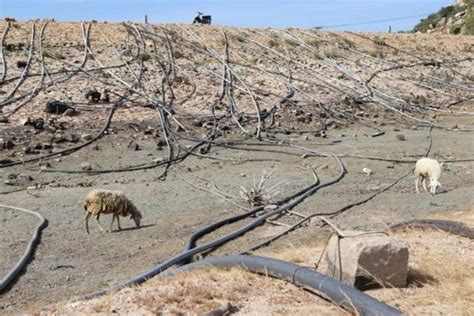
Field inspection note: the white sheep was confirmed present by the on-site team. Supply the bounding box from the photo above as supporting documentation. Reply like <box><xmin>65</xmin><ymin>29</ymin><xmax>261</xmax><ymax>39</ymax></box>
<box><xmin>84</xmin><ymin>190</ymin><xmax>142</xmax><ymax>234</ymax></box>
<box><xmin>414</xmin><ymin>158</ymin><xmax>443</xmax><ymax>195</ymax></box>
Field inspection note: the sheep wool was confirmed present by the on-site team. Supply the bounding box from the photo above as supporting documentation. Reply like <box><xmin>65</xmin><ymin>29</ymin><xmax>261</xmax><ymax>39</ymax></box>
<box><xmin>84</xmin><ymin>190</ymin><xmax>142</xmax><ymax>234</ymax></box>
<box><xmin>414</xmin><ymin>158</ymin><xmax>442</xmax><ymax>195</ymax></box>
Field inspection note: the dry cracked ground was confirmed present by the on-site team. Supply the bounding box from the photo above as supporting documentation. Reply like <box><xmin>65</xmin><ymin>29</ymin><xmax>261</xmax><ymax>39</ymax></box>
<box><xmin>0</xmin><ymin>20</ymin><xmax>473</xmax><ymax>315</ymax></box>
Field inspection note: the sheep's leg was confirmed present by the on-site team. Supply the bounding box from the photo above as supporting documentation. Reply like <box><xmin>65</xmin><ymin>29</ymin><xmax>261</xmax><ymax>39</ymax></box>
<box><xmin>422</xmin><ymin>178</ymin><xmax>428</xmax><ymax>193</ymax></box>
<box><xmin>85</xmin><ymin>213</ymin><xmax>92</xmax><ymax>234</ymax></box>
<box><xmin>110</xmin><ymin>214</ymin><xmax>116</xmax><ymax>232</ymax></box>
<box><xmin>415</xmin><ymin>177</ymin><xmax>420</xmax><ymax>194</ymax></box>
<box><xmin>116</xmin><ymin>215</ymin><xmax>122</xmax><ymax>231</ymax></box>
<box><xmin>95</xmin><ymin>214</ymin><xmax>106</xmax><ymax>233</ymax></box>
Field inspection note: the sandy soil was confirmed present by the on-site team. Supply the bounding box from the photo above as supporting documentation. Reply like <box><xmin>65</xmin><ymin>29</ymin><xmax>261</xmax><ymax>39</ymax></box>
<box><xmin>0</xmin><ymin>21</ymin><xmax>473</xmax><ymax>315</ymax></box>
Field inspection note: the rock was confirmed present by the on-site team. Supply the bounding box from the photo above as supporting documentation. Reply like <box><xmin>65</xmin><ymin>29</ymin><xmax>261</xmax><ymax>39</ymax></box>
<box><xmin>44</xmin><ymin>100</ymin><xmax>69</xmax><ymax>114</ymax></box>
<box><xmin>314</xmin><ymin>130</ymin><xmax>326</xmax><ymax>138</ymax></box>
<box><xmin>81</xmin><ymin>134</ymin><xmax>93</xmax><ymax>141</ymax></box>
<box><xmin>63</xmin><ymin>108</ymin><xmax>76</xmax><ymax>117</ymax></box>
<box><xmin>20</xmin><ymin>117</ymin><xmax>44</xmax><ymax>129</ymax></box>
<box><xmin>320</xmin><ymin>231</ymin><xmax>409</xmax><ymax>288</ymax></box>
<box><xmin>128</xmin><ymin>123</ymin><xmax>141</xmax><ymax>132</ymax></box>
<box><xmin>30</xmin><ymin>118</ymin><xmax>45</xmax><ymax>130</ymax></box>
<box><xmin>40</xmin><ymin>162</ymin><xmax>52</xmax><ymax>171</ymax></box>
<box><xmin>65</xmin><ymin>133</ymin><xmax>80</xmax><ymax>143</ymax></box>
<box><xmin>143</xmin><ymin>126</ymin><xmax>155</xmax><ymax>135</ymax></box>
<box><xmin>91</xmin><ymin>144</ymin><xmax>100</xmax><ymax>151</ymax></box>
<box><xmin>192</xmin><ymin>119</ymin><xmax>203</xmax><ymax>127</ymax></box>
<box><xmin>52</xmin><ymin>133</ymin><xmax>66</xmax><ymax>143</ymax></box>
<box><xmin>7</xmin><ymin>173</ymin><xmax>18</xmax><ymax>180</ymax></box>
<box><xmin>264</xmin><ymin>204</ymin><xmax>278</xmax><ymax>212</ymax></box>
<box><xmin>296</xmin><ymin>116</ymin><xmax>306</xmax><ymax>123</ymax></box>
<box><xmin>1</xmin><ymin>139</ymin><xmax>15</xmax><ymax>150</ymax></box>
<box><xmin>156</xmin><ymin>139</ymin><xmax>166</xmax><ymax>150</ymax></box>
<box><xmin>127</xmin><ymin>140</ymin><xmax>140</xmax><ymax>151</ymax></box>
<box><xmin>16</xmin><ymin>174</ymin><xmax>35</xmax><ymax>186</ymax></box>
<box><xmin>395</xmin><ymin>134</ymin><xmax>406</xmax><ymax>141</ymax></box>
<box><xmin>20</xmin><ymin>117</ymin><xmax>31</xmax><ymax>126</ymax></box>
<box><xmin>362</xmin><ymin>167</ymin><xmax>373</xmax><ymax>176</ymax></box>
<box><xmin>16</xmin><ymin>60</ymin><xmax>27</xmax><ymax>68</ymax></box>
<box><xmin>24</xmin><ymin>145</ymin><xmax>40</xmax><ymax>155</ymax></box>
<box><xmin>81</xmin><ymin>162</ymin><xmax>92</xmax><ymax>171</ymax></box>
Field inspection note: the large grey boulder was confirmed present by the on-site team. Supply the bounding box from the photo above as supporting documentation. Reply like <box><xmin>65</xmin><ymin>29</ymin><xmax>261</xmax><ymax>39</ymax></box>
<box><xmin>320</xmin><ymin>231</ymin><xmax>409</xmax><ymax>289</ymax></box>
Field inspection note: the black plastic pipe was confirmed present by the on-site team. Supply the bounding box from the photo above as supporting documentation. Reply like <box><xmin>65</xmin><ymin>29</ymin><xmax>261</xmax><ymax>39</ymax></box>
<box><xmin>0</xmin><ymin>205</ymin><xmax>48</xmax><ymax>292</ymax></box>
<box><xmin>389</xmin><ymin>219</ymin><xmax>474</xmax><ymax>239</ymax></box>
<box><xmin>162</xmin><ymin>255</ymin><xmax>402</xmax><ymax>316</ymax></box>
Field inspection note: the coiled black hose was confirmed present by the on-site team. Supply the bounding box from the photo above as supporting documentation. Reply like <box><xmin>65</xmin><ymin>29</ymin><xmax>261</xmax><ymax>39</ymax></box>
<box><xmin>163</xmin><ymin>255</ymin><xmax>402</xmax><ymax>316</ymax></box>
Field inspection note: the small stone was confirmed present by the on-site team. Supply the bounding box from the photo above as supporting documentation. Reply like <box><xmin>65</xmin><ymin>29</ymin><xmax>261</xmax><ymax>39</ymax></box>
<box><xmin>192</xmin><ymin>119</ymin><xmax>203</xmax><ymax>127</ymax></box>
<box><xmin>81</xmin><ymin>162</ymin><xmax>92</xmax><ymax>171</ymax></box>
<box><xmin>264</xmin><ymin>204</ymin><xmax>278</xmax><ymax>212</ymax></box>
<box><xmin>40</xmin><ymin>162</ymin><xmax>52</xmax><ymax>169</ymax></box>
<box><xmin>127</xmin><ymin>140</ymin><xmax>140</xmax><ymax>151</ymax></box>
<box><xmin>7</xmin><ymin>173</ymin><xmax>18</xmax><ymax>180</ymax></box>
<box><xmin>20</xmin><ymin>117</ymin><xmax>31</xmax><ymax>126</ymax></box>
<box><xmin>16</xmin><ymin>174</ymin><xmax>34</xmax><ymax>186</ymax></box>
<box><xmin>362</xmin><ymin>167</ymin><xmax>372</xmax><ymax>176</ymax></box>
<box><xmin>63</xmin><ymin>108</ymin><xmax>76</xmax><ymax>117</ymax></box>
<box><xmin>314</xmin><ymin>131</ymin><xmax>326</xmax><ymax>138</ymax></box>
<box><xmin>143</xmin><ymin>126</ymin><xmax>154</xmax><ymax>135</ymax></box>
<box><xmin>24</xmin><ymin>145</ymin><xmax>40</xmax><ymax>155</ymax></box>
<box><xmin>395</xmin><ymin>134</ymin><xmax>406</xmax><ymax>141</ymax></box>
<box><xmin>153</xmin><ymin>157</ymin><xmax>164</xmax><ymax>164</ymax></box>
<box><xmin>53</xmin><ymin>134</ymin><xmax>66</xmax><ymax>144</ymax></box>
<box><xmin>65</xmin><ymin>133</ymin><xmax>80</xmax><ymax>143</ymax></box>
<box><xmin>1</xmin><ymin>139</ymin><xmax>15</xmax><ymax>150</ymax></box>
<box><xmin>81</xmin><ymin>134</ymin><xmax>93</xmax><ymax>141</ymax></box>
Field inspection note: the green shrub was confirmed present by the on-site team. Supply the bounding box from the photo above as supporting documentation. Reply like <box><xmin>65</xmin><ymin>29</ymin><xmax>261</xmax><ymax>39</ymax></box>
<box><xmin>413</xmin><ymin>5</ymin><xmax>465</xmax><ymax>33</ymax></box>
<box><xmin>464</xmin><ymin>12</ymin><xmax>474</xmax><ymax>34</ymax></box>
<box><xmin>450</xmin><ymin>24</ymin><xmax>462</xmax><ymax>34</ymax></box>
<box><xmin>137</xmin><ymin>52</ymin><xmax>151</xmax><ymax>62</ymax></box>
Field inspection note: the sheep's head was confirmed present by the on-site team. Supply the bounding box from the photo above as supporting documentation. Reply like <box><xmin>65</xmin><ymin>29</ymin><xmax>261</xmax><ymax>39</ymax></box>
<box><xmin>429</xmin><ymin>180</ymin><xmax>441</xmax><ymax>195</ymax></box>
<box><xmin>131</xmin><ymin>211</ymin><xmax>142</xmax><ymax>227</ymax></box>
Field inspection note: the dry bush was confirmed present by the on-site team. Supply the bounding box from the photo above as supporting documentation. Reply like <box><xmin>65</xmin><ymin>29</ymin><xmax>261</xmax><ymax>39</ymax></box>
<box><xmin>239</xmin><ymin>169</ymin><xmax>282</xmax><ymax>206</ymax></box>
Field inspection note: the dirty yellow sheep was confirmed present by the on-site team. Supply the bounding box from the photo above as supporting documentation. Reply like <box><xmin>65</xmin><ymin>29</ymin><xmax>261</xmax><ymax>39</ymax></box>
<box><xmin>84</xmin><ymin>190</ymin><xmax>142</xmax><ymax>234</ymax></box>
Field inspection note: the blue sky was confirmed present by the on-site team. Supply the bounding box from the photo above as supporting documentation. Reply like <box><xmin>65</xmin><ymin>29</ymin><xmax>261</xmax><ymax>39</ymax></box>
<box><xmin>0</xmin><ymin>0</ymin><xmax>455</xmax><ymax>31</ymax></box>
